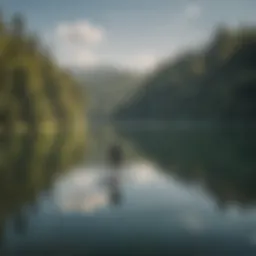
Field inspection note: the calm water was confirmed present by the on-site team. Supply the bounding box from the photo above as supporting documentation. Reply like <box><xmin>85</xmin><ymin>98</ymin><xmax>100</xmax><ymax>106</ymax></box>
<box><xmin>1</xmin><ymin>125</ymin><xmax>256</xmax><ymax>255</ymax></box>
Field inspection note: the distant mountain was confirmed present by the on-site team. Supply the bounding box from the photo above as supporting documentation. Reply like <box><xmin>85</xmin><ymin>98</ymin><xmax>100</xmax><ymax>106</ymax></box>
<box><xmin>114</xmin><ymin>27</ymin><xmax>256</xmax><ymax>122</ymax></box>
<box><xmin>73</xmin><ymin>66</ymin><xmax>145</xmax><ymax>120</ymax></box>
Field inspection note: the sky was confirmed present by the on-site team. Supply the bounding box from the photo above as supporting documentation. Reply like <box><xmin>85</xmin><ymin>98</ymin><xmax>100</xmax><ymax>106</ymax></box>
<box><xmin>1</xmin><ymin>0</ymin><xmax>256</xmax><ymax>71</ymax></box>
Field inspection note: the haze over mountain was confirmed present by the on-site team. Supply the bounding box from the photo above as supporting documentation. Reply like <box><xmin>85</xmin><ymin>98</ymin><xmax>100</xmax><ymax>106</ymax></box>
<box><xmin>73</xmin><ymin>65</ymin><xmax>145</xmax><ymax>121</ymax></box>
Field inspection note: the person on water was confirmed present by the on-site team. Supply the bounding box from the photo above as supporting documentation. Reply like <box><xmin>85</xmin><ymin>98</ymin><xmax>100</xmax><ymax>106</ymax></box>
<box><xmin>108</xmin><ymin>144</ymin><xmax>124</xmax><ymax>168</ymax></box>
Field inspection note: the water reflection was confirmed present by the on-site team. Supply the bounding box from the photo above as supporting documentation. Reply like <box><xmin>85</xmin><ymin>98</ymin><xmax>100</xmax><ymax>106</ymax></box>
<box><xmin>108</xmin><ymin>144</ymin><xmax>123</xmax><ymax>206</ymax></box>
<box><xmin>13</xmin><ymin>210</ymin><xmax>28</xmax><ymax>236</ymax></box>
<box><xmin>2</xmin><ymin>124</ymin><xmax>256</xmax><ymax>255</ymax></box>
<box><xmin>117</xmin><ymin>126</ymin><xmax>256</xmax><ymax>207</ymax></box>
<box><xmin>54</xmin><ymin>166</ymin><xmax>123</xmax><ymax>213</ymax></box>
<box><xmin>108</xmin><ymin>173</ymin><xmax>122</xmax><ymax>206</ymax></box>
<box><xmin>0</xmin><ymin>130</ymin><xmax>86</xmax><ymax>246</ymax></box>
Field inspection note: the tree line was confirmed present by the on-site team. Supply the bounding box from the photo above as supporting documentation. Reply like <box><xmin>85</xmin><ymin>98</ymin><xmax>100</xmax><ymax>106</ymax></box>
<box><xmin>114</xmin><ymin>26</ymin><xmax>256</xmax><ymax>122</ymax></box>
<box><xmin>0</xmin><ymin>11</ymin><xmax>86</xmax><ymax>135</ymax></box>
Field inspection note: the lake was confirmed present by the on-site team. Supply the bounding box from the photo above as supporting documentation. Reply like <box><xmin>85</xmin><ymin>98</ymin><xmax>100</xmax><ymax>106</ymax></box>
<box><xmin>1</xmin><ymin>124</ymin><xmax>256</xmax><ymax>255</ymax></box>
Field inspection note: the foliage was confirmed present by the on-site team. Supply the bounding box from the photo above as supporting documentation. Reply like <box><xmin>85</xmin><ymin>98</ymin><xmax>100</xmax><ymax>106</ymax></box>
<box><xmin>0</xmin><ymin>12</ymin><xmax>86</xmax><ymax>134</ymax></box>
<box><xmin>0</xmin><ymin>129</ymin><xmax>86</xmax><ymax>241</ymax></box>
<box><xmin>114</xmin><ymin>27</ymin><xmax>256</xmax><ymax>121</ymax></box>
<box><xmin>0</xmin><ymin>12</ymin><xmax>88</xmax><ymax>240</ymax></box>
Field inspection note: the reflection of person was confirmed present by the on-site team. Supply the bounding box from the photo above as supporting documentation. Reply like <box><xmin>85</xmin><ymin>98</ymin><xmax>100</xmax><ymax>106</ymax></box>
<box><xmin>109</xmin><ymin>174</ymin><xmax>122</xmax><ymax>206</ymax></box>
<box><xmin>107</xmin><ymin>144</ymin><xmax>123</xmax><ymax>205</ymax></box>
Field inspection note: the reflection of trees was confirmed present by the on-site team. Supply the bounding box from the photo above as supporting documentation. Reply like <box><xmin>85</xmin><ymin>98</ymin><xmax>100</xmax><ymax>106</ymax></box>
<box><xmin>119</xmin><ymin>127</ymin><xmax>256</xmax><ymax>206</ymax></box>
<box><xmin>0</xmin><ymin>129</ymin><xmax>86</xmax><ymax>244</ymax></box>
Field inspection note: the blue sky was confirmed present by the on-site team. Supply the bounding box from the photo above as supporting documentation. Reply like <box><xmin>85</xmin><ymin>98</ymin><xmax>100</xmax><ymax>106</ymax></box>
<box><xmin>1</xmin><ymin>0</ymin><xmax>256</xmax><ymax>70</ymax></box>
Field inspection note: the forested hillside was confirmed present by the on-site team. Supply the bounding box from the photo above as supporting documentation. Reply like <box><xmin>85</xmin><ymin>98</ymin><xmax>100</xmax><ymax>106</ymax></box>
<box><xmin>114</xmin><ymin>27</ymin><xmax>256</xmax><ymax>122</ymax></box>
<box><xmin>0</xmin><ymin>12</ymin><xmax>86</xmax><ymax>135</ymax></box>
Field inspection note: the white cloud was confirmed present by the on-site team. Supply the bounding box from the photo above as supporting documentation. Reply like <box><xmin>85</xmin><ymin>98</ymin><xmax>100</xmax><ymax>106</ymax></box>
<box><xmin>47</xmin><ymin>19</ymin><xmax>106</xmax><ymax>68</ymax></box>
<box><xmin>46</xmin><ymin>21</ymin><xmax>160</xmax><ymax>70</ymax></box>
<box><xmin>56</xmin><ymin>20</ymin><xmax>104</xmax><ymax>46</ymax></box>
<box><xmin>184</xmin><ymin>3</ymin><xmax>202</xmax><ymax>21</ymax></box>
